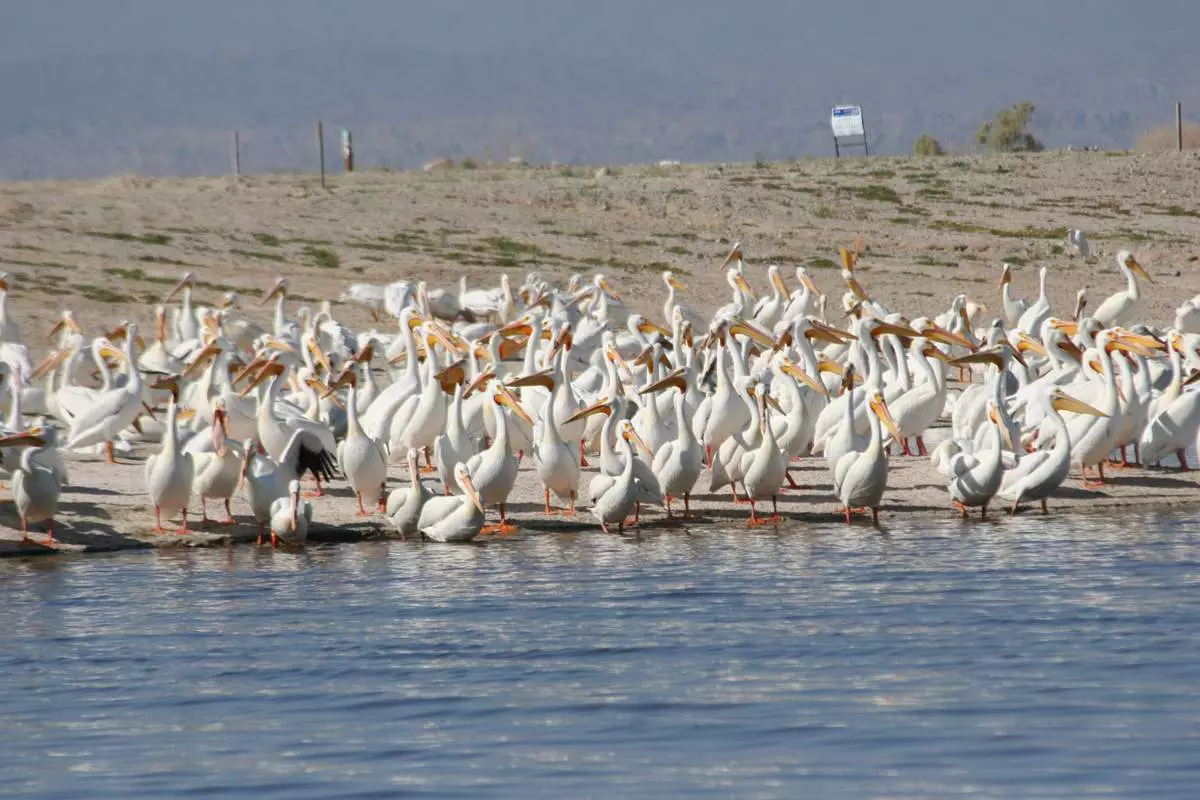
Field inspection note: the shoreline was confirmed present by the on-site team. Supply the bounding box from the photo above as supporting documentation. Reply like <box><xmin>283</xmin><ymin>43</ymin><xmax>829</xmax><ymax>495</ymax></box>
<box><xmin>2</xmin><ymin>451</ymin><xmax>1196</xmax><ymax>557</ymax></box>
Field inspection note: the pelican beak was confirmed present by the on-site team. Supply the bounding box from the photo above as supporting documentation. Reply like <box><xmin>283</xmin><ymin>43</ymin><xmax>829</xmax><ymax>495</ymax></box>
<box><xmin>728</xmin><ymin>319</ymin><xmax>775</xmax><ymax>348</ymax></box>
<box><xmin>463</xmin><ymin>370</ymin><xmax>495</xmax><ymax>399</ymax></box>
<box><xmin>871</xmin><ymin>394</ymin><xmax>902</xmax><ymax>441</ymax></box>
<box><xmin>238</xmin><ymin>361</ymin><xmax>281</xmax><ymax>397</ymax></box>
<box><xmin>176</xmin><ymin>407</ymin><xmax>198</xmax><ymax>421</ymax></box>
<box><xmin>998</xmin><ymin>265</ymin><xmax>1012</xmax><ymax>289</ymax></box>
<box><xmin>807</xmin><ymin>319</ymin><xmax>854</xmax><ymax>344</ymax></box>
<box><xmin>988</xmin><ymin>404</ymin><xmax>1014</xmax><ymax>451</ymax></box>
<box><xmin>164</xmin><ymin>273</ymin><xmax>194</xmax><ymax>302</ymax></box>
<box><xmin>149</xmin><ymin>375</ymin><xmax>178</xmax><ymax>394</ymax></box>
<box><xmin>923</xmin><ymin>323</ymin><xmax>975</xmax><ymax>350</ymax></box>
<box><xmin>30</xmin><ymin>348</ymin><xmax>71</xmax><ymax>380</ymax></box>
<box><xmin>1125</xmin><ymin>255</ymin><xmax>1153</xmax><ymax>284</ymax></box>
<box><xmin>1049</xmin><ymin>319</ymin><xmax>1079</xmax><ymax>336</ymax></box>
<box><xmin>599</xmin><ymin>278</ymin><xmax>622</xmax><ymax>302</ymax></box>
<box><xmin>870</xmin><ymin>322</ymin><xmax>919</xmax><ymax>340</ymax></box>
<box><xmin>839</xmin><ymin>245</ymin><xmax>858</xmax><ymax>272</ymax></box>
<box><xmin>0</xmin><ymin>430</ymin><xmax>46</xmax><ymax>448</ymax></box>
<box><xmin>47</xmin><ymin>315</ymin><xmax>80</xmax><ymax>341</ymax></box>
<box><xmin>779</xmin><ymin>358</ymin><xmax>829</xmax><ymax>397</ymax></box>
<box><xmin>1057</xmin><ymin>338</ymin><xmax>1084</xmax><ymax>363</ymax></box>
<box><xmin>494</xmin><ymin>384</ymin><xmax>534</xmax><ymax>425</ymax></box>
<box><xmin>1051</xmin><ymin>391</ymin><xmax>1107</xmax><ymax>417</ymax></box>
<box><xmin>434</xmin><ymin>360</ymin><xmax>467</xmax><ymax>394</ymax></box>
<box><xmin>506</xmin><ymin>369</ymin><xmax>555</xmax><ymax>391</ymax></box>
<box><xmin>264</xmin><ymin>336</ymin><xmax>295</xmax><ymax>354</ymax></box>
<box><xmin>720</xmin><ymin>243</ymin><xmax>743</xmax><ymax>269</ymax></box>
<box><xmin>320</xmin><ymin>368</ymin><xmax>355</xmax><ymax>398</ymax></box>
<box><xmin>950</xmin><ymin>351</ymin><xmax>1004</xmax><ymax>370</ymax></box>
<box><xmin>1114</xmin><ymin>330</ymin><xmax>1167</xmax><ymax>356</ymax></box>
<box><xmin>624</xmin><ymin>425</ymin><xmax>654</xmax><ymax>458</ymax></box>
<box><xmin>307</xmin><ymin>339</ymin><xmax>332</xmax><ymax>375</ymax></box>
<box><xmin>460</xmin><ymin>471</ymin><xmax>485</xmax><ymax>514</ymax></box>
<box><xmin>733</xmin><ymin>273</ymin><xmax>757</xmax><ymax>301</ymax></box>
<box><xmin>98</xmin><ymin>343</ymin><xmax>127</xmax><ymax>363</ymax></box>
<box><xmin>231</xmin><ymin>356</ymin><xmax>265</xmax><ymax>386</ymax></box>
<box><xmin>498</xmin><ymin>318</ymin><xmax>533</xmax><ymax>338</ymax></box>
<box><xmin>564</xmin><ymin>397</ymin><xmax>613</xmax><ymax>423</ymax></box>
<box><xmin>640</xmin><ymin>370</ymin><xmax>688</xmax><ymax>395</ymax></box>
<box><xmin>818</xmin><ymin>356</ymin><xmax>845</xmax><ymax>376</ymax></box>
<box><xmin>260</xmin><ymin>278</ymin><xmax>287</xmax><ymax>305</ymax></box>
<box><xmin>771</xmin><ymin>270</ymin><xmax>789</xmax><ymax>295</ymax></box>
<box><xmin>182</xmin><ymin>343</ymin><xmax>221</xmax><ymax>380</ymax></box>
<box><xmin>668</xmin><ymin>274</ymin><xmax>687</xmax><ymax>291</ymax></box>
<box><xmin>636</xmin><ymin>319</ymin><xmax>671</xmax><ymax>337</ymax></box>
<box><xmin>922</xmin><ymin>345</ymin><xmax>953</xmax><ymax>363</ymax></box>
<box><xmin>800</xmin><ymin>272</ymin><xmax>820</xmax><ymax>295</ymax></box>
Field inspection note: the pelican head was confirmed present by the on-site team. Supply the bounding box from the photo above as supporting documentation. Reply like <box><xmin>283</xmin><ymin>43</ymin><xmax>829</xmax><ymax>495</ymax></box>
<box><xmin>869</xmin><ymin>392</ymin><xmax>902</xmax><ymax>440</ymax></box>
<box><xmin>261</xmin><ymin>277</ymin><xmax>289</xmax><ymax>305</ymax></box>
<box><xmin>1117</xmin><ymin>250</ymin><xmax>1153</xmax><ymax>284</ymax></box>
<box><xmin>998</xmin><ymin>262</ymin><xmax>1013</xmax><ymax>288</ymax></box>
<box><xmin>164</xmin><ymin>271</ymin><xmax>197</xmax><ymax>302</ymax></box>
<box><xmin>455</xmin><ymin>463</ymin><xmax>485</xmax><ymax>513</ymax></box>
<box><xmin>663</xmin><ymin>270</ymin><xmax>686</xmax><ymax>292</ymax></box>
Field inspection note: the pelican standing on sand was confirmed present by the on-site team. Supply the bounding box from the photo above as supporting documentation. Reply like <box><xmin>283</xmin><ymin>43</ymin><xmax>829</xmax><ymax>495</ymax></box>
<box><xmin>145</xmin><ymin>398</ymin><xmax>195</xmax><ymax>533</ymax></box>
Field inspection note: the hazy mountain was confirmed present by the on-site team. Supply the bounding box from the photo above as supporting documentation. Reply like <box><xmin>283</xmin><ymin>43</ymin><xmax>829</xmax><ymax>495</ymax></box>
<box><xmin>3</xmin><ymin>1</ymin><xmax>1198</xmax><ymax>179</ymax></box>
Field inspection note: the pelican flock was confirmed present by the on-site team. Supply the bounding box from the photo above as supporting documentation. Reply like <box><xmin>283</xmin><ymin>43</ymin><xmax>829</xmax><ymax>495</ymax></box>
<box><xmin>0</xmin><ymin>235</ymin><xmax>1195</xmax><ymax>550</ymax></box>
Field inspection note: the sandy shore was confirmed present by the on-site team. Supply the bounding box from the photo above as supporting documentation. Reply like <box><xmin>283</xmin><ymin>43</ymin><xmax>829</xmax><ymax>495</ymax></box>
<box><xmin>1</xmin><ymin>437</ymin><xmax>1196</xmax><ymax>557</ymax></box>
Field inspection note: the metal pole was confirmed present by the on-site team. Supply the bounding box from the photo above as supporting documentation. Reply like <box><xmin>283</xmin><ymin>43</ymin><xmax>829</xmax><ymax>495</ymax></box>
<box><xmin>1177</xmin><ymin>102</ymin><xmax>1184</xmax><ymax>152</ymax></box>
<box><xmin>834</xmin><ymin>137</ymin><xmax>840</xmax><ymax>158</ymax></box>
<box><xmin>317</xmin><ymin>121</ymin><xmax>326</xmax><ymax>189</ymax></box>
<box><xmin>231</xmin><ymin>130</ymin><xmax>241</xmax><ymax>177</ymax></box>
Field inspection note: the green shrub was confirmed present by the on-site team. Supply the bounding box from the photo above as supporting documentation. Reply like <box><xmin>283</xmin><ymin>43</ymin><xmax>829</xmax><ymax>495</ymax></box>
<box><xmin>913</xmin><ymin>133</ymin><xmax>945</xmax><ymax>156</ymax></box>
<box><xmin>975</xmin><ymin>102</ymin><xmax>1043</xmax><ymax>152</ymax></box>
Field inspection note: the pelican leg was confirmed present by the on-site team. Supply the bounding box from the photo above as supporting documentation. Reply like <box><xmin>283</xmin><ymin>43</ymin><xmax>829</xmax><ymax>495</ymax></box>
<box><xmin>44</xmin><ymin>521</ymin><xmax>55</xmax><ymax>548</ymax></box>
<box><xmin>152</xmin><ymin>506</ymin><xmax>166</xmax><ymax>534</ymax></box>
<box><xmin>1134</xmin><ymin>443</ymin><xmax>1141</xmax><ymax>465</ymax></box>
<box><xmin>747</xmin><ymin>498</ymin><xmax>763</xmax><ymax>526</ymax></box>
<box><xmin>843</xmin><ymin>505</ymin><xmax>852</xmax><ymax>525</ymax></box>
<box><xmin>579</xmin><ymin>440</ymin><xmax>589</xmax><ymax>468</ymax></box>
<box><xmin>544</xmin><ymin>488</ymin><xmax>552</xmax><ymax>515</ymax></box>
<box><xmin>900</xmin><ymin>438</ymin><xmax>912</xmax><ymax>457</ymax></box>
<box><xmin>704</xmin><ymin>445</ymin><xmax>712</xmax><ymax>469</ymax></box>
<box><xmin>1178</xmin><ymin>449</ymin><xmax>1191</xmax><ymax>472</ymax></box>
<box><xmin>256</xmin><ymin>523</ymin><xmax>265</xmax><ymax>545</ymax></box>
<box><xmin>599</xmin><ymin>520</ymin><xmax>610</xmax><ymax>534</ymax></box>
<box><xmin>1009</xmin><ymin>498</ymin><xmax>1020</xmax><ymax>516</ymax></box>
<box><xmin>355</xmin><ymin>492</ymin><xmax>370</xmax><ymax>517</ymax></box>
<box><xmin>271</xmin><ymin>531</ymin><xmax>278</xmax><ymax>548</ymax></box>
<box><xmin>495</xmin><ymin>503</ymin><xmax>518</xmax><ymax>535</ymax></box>
<box><xmin>19</xmin><ymin>516</ymin><xmax>30</xmax><ymax>544</ymax></box>
<box><xmin>104</xmin><ymin>441</ymin><xmax>117</xmax><ymax>464</ymax></box>
<box><xmin>221</xmin><ymin>498</ymin><xmax>237</xmax><ymax>525</ymax></box>
<box><xmin>304</xmin><ymin>476</ymin><xmax>325</xmax><ymax>498</ymax></box>
<box><xmin>916</xmin><ymin>436</ymin><xmax>928</xmax><ymax>457</ymax></box>
<box><xmin>665</xmin><ymin>495</ymin><xmax>674</xmax><ymax>519</ymax></box>
<box><xmin>377</xmin><ymin>486</ymin><xmax>387</xmax><ymax>512</ymax></box>
<box><xmin>176</xmin><ymin>509</ymin><xmax>189</xmax><ymax>535</ymax></box>
<box><xmin>952</xmin><ymin>500</ymin><xmax>968</xmax><ymax>519</ymax></box>
<box><xmin>684</xmin><ymin>493</ymin><xmax>692</xmax><ymax>518</ymax></box>
<box><xmin>567</xmin><ymin>491</ymin><xmax>576</xmax><ymax>516</ymax></box>
<box><xmin>634</xmin><ymin>501</ymin><xmax>640</xmax><ymax>524</ymax></box>
<box><xmin>199</xmin><ymin>497</ymin><xmax>213</xmax><ymax>524</ymax></box>
<box><xmin>871</xmin><ymin>507</ymin><xmax>879</xmax><ymax>525</ymax></box>
<box><xmin>980</xmin><ymin>503</ymin><xmax>988</xmax><ymax>521</ymax></box>
<box><xmin>785</xmin><ymin>468</ymin><xmax>799</xmax><ymax>489</ymax></box>
<box><xmin>1041</xmin><ymin>499</ymin><xmax>1049</xmax><ymax>515</ymax></box>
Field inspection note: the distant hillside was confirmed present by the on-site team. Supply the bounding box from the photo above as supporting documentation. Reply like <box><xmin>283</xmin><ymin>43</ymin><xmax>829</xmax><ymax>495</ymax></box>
<box><xmin>4</xmin><ymin>1</ymin><xmax>1200</xmax><ymax>179</ymax></box>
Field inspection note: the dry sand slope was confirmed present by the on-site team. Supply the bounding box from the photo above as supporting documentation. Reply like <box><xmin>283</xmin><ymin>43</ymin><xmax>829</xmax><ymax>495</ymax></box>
<box><xmin>0</xmin><ymin>150</ymin><xmax>1199</xmax><ymax>554</ymax></box>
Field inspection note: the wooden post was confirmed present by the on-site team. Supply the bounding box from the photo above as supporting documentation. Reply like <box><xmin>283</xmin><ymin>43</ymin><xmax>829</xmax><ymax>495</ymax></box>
<box><xmin>1177</xmin><ymin>102</ymin><xmax>1184</xmax><ymax>152</ymax></box>
<box><xmin>316</xmin><ymin>120</ymin><xmax>326</xmax><ymax>189</ymax></box>
<box><xmin>231</xmin><ymin>130</ymin><xmax>241</xmax><ymax>177</ymax></box>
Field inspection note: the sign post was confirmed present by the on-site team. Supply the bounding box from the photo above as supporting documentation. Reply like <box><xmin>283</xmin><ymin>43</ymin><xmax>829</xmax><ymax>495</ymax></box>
<box><xmin>831</xmin><ymin>105</ymin><xmax>869</xmax><ymax>157</ymax></box>
<box><xmin>342</xmin><ymin>129</ymin><xmax>354</xmax><ymax>172</ymax></box>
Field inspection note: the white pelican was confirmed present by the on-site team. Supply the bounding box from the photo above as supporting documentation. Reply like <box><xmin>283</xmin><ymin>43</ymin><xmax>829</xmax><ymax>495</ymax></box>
<box><xmin>386</xmin><ymin>448</ymin><xmax>433</xmax><ymax>538</ymax></box>
<box><xmin>512</xmin><ymin>371</ymin><xmax>579</xmax><ymax>514</ymax></box>
<box><xmin>1138</xmin><ymin>331</ymin><xmax>1200</xmax><ymax>469</ymax></box>
<box><xmin>64</xmin><ymin>324</ymin><xmax>145</xmax><ymax>462</ymax></box>
<box><xmin>833</xmin><ymin>392</ymin><xmax>900</xmax><ymax>524</ymax></box>
<box><xmin>945</xmin><ymin>402</ymin><xmax>1013</xmax><ymax>518</ymax></box>
<box><xmin>999</xmin><ymin>389</ymin><xmax>1105</xmax><ymax>514</ymax></box>
<box><xmin>416</xmin><ymin>463</ymin><xmax>486</xmax><ymax>543</ymax></box>
<box><xmin>164</xmin><ymin>272</ymin><xmax>201</xmax><ymax>342</ymax></box>
<box><xmin>1092</xmin><ymin>251</ymin><xmax>1153</xmax><ymax>328</ymax></box>
<box><xmin>145</xmin><ymin>398</ymin><xmax>195</xmax><ymax>533</ymax></box>
<box><xmin>1016</xmin><ymin>267</ymin><xmax>1051</xmax><ymax>337</ymax></box>
<box><xmin>432</xmin><ymin>383</ymin><xmax>475</xmax><ymax>494</ymax></box>
<box><xmin>590</xmin><ymin>421</ymin><xmax>640</xmax><ymax>534</ymax></box>
<box><xmin>750</xmin><ymin>265</ymin><xmax>790</xmax><ymax>330</ymax></box>
<box><xmin>330</xmin><ymin>371</ymin><xmax>388</xmax><ymax>515</ymax></box>
<box><xmin>739</xmin><ymin>381</ymin><xmax>788</xmax><ymax>526</ymax></box>
<box><xmin>998</xmin><ymin>263</ymin><xmax>1029</xmax><ymax>327</ymax></box>
<box><xmin>239</xmin><ymin>429</ymin><xmax>337</xmax><ymax>543</ymax></box>
<box><xmin>641</xmin><ymin>370</ymin><xmax>703</xmax><ymax>518</ymax></box>
<box><xmin>268</xmin><ymin>479</ymin><xmax>312</xmax><ymax>547</ymax></box>
<box><xmin>661</xmin><ymin>271</ymin><xmax>705</xmax><ymax>330</ymax></box>
<box><xmin>241</xmin><ymin>360</ymin><xmax>338</xmax><ymax>495</ymax></box>
<box><xmin>466</xmin><ymin>383</ymin><xmax>531</xmax><ymax>532</ymax></box>
<box><xmin>5</xmin><ymin>429</ymin><xmax>57</xmax><ymax>545</ymax></box>
<box><xmin>185</xmin><ymin>399</ymin><xmax>243</xmax><ymax>525</ymax></box>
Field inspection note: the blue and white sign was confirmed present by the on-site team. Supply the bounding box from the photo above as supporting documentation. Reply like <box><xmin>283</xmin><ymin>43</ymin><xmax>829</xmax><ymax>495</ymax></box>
<box><xmin>831</xmin><ymin>105</ymin><xmax>865</xmax><ymax>139</ymax></box>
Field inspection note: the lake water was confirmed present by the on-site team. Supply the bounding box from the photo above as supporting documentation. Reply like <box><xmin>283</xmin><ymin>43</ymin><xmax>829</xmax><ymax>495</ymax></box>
<box><xmin>3</xmin><ymin>511</ymin><xmax>1200</xmax><ymax>798</ymax></box>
